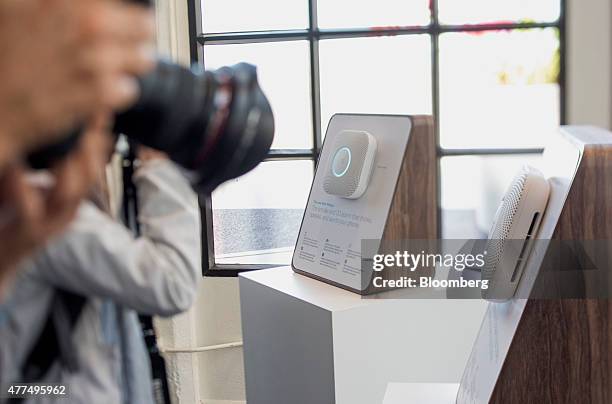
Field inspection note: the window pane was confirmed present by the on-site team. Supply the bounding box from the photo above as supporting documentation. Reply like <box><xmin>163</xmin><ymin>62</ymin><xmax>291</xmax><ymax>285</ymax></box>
<box><xmin>204</xmin><ymin>41</ymin><xmax>313</xmax><ymax>149</ymax></box>
<box><xmin>201</xmin><ymin>0</ymin><xmax>308</xmax><ymax>33</ymax></box>
<box><xmin>438</xmin><ymin>0</ymin><xmax>561</xmax><ymax>25</ymax></box>
<box><xmin>441</xmin><ymin>155</ymin><xmax>542</xmax><ymax>239</ymax></box>
<box><xmin>319</xmin><ymin>35</ymin><xmax>432</xmax><ymax>134</ymax></box>
<box><xmin>317</xmin><ymin>0</ymin><xmax>430</xmax><ymax>29</ymax></box>
<box><xmin>212</xmin><ymin>160</ymin><xmax>313</xmax><ymax>265</ymax></box>
<box><xmin>439</xmin><ymin>28</ymin><xmax>560</xmax><ymax>149</ymax></box>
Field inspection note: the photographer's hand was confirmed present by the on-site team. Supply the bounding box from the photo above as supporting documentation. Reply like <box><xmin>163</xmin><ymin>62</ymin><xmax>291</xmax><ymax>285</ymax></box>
<box><xmin>0</xmin><ymin>0</ymin><xmax>155</xmax><ymax>167</ymax></box>
<box><xmin>138</xmin><ymin>146</ymin><xmax>169</xmax><ymax>162</ymax></box>
<box><xmin>0</xmin><ymin>113</ymin><xmax>112</xmax><ymax>298</ymax></box>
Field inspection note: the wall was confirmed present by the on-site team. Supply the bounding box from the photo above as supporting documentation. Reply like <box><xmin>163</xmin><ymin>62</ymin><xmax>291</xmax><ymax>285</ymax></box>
<box><xmin>153</xmin><ymin>1</ymin><xmax>612</xmax><ymax>403</ymax></box>
<box><xmin>191</xmin><ymin>279</ymin><xmax>245</xmax><ymax>404</ymax></box>
<box><xmin>567</xmin><ymin>0</ymin><xmax>612</xmax><ymax>128</ymax></box>
<box><xmin>152</xmin><ymin>1</ymin><xmax>247</xmax><ymax>403</ymax></box>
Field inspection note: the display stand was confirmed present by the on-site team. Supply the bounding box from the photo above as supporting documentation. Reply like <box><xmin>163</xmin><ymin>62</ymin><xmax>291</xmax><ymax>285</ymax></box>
<box><xmin>292</xmin><ymin>114</ymin><xmax>437</xmax><ymax>294</ymax></box>
<box><xmin>382</xmin><ymin>383</ymin><xmax>459</xmax><ymax>404</ymax></box>
<box><xmin>457</xmin><ymin>127</ymin><xmax>612</xmax><ymax>404</ymax></box>
<box><xmin>239</xmin><ymin>267</ymin><xmax>487</xmax><ymax>404</ymax></box>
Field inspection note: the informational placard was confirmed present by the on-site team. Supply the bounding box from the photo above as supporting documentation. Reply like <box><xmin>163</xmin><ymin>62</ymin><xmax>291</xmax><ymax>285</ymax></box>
<box><xmin>292</xmin><ymin>114</ymin><xmax>413</xmax><ymax>292</ymax></box>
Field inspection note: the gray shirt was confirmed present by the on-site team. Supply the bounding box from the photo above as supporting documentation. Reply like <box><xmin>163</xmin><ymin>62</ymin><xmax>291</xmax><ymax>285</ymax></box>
<box><xmin>0</xmin><ymin>159</ymin><xmax>201</xmax><ymax>403</ymax></box>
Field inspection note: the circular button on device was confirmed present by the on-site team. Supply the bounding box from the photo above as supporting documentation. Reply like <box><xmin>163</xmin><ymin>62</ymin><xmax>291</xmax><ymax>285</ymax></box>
<box><xmin>332</xmin><ymin>147</ymin><xmax>351</xmax><ymax>178</ymax></box>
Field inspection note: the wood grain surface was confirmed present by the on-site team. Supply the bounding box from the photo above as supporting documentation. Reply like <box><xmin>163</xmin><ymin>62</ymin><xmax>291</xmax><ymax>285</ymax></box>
<box><xmin>381</xmin><ymin>115</ymin><xmax>437</xmax><ymax>241</ymax></box>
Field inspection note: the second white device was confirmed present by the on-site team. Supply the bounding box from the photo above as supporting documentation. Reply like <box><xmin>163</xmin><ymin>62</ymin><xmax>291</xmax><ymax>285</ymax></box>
<box><xmin>482</xmin><ymin>165</ymin><xmax>551</xmax><ymax>302</ymax></box>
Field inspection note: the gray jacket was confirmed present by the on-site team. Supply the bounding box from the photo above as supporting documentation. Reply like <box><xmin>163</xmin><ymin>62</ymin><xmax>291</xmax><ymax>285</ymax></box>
<box><xmin>0</xmin><ymin>159</ymin><xmax>201</xmax><ymax>403</ymax></box>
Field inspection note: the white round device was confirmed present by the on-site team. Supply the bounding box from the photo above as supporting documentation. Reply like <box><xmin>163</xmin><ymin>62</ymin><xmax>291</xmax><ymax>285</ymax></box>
<box><xmin>332</xmin><ymin>147</ymin><xmax>352</xmax><ymax>178</ymax></box>
<box><xmin>482</xmin><ymin>165</ymin><xmax>550</xmax><ymax>302</ymax></box>
<box><xmin>323</xmin><ymin>130</ymin><xmax>377</xmax><ymax>199</ymax></box>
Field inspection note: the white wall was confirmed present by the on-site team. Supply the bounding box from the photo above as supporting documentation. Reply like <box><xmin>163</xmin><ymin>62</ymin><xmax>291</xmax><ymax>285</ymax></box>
<box><xmin>152</xmin><ymin>1</ymin><xmax>247</xmax><ymax>403</ymax></box>
<box><xmin>567</xmin><ymin>0</ymin><xmax>612</xmax><ymax>128</ymax></box>
<box><xmin>153</xmin><ymin>1</ymin><xmax>612</xmax><ymax>403</ymax></box>
<box><xmin>192</xmin><ymin>279</ymin><xmax>245</xmax><ymax>404</ymax></box>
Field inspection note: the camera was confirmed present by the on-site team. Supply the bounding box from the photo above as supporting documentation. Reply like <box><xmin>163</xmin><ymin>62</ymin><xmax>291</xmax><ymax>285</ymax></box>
<box><xmin>27</xmin><ymin>0</ymin><xmax>274</xmax><ymax>194</ymax></box>
<box><xmin>115</xmin><ymin>60</ymin><xmax>274</xmax><ymax>193</ymax></box>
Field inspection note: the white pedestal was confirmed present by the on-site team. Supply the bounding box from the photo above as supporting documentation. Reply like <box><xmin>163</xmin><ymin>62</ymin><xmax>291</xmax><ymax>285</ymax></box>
<box><xmin>383</xmin><ymin>383</ymin><xmax>459</xmax><ymax>404</ymax></box>
<box><xmin>239</xmin><ymin>267</ymin><xmax>486</xmax><ymax>404</ymax></box>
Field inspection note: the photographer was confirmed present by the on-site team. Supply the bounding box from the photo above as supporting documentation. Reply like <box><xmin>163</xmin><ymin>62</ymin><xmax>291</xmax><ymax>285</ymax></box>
<box><xmin>0</xmin><ymin>0</ymin><xmax>156</xmax><ymax>291</ymax></box>
<box><xmin>0</xmin><ymin>141</ymin><xmax>200</xmax><ymax>403</ymax></box>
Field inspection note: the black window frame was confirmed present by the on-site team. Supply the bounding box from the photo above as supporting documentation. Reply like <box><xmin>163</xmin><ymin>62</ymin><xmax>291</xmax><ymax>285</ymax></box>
<box><xmin>188</xmin><ymin>0</ymin><xmax>567</xmax><ymax>277</ymax></box>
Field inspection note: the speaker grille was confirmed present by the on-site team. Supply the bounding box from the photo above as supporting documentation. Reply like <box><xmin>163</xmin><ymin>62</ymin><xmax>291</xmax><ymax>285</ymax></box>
<box><xmin>482</xmin><ymin>168</ymin><xmax>528</xmax><ymax>282</ymax></box>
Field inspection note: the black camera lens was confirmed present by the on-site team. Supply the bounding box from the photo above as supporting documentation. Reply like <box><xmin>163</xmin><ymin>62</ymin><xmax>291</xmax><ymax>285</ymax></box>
<box><xmin>114</xmin><ymin>61</ymin><xmax>274</xmax><ymax>193</ymax></box>
<box><xmin>27</xmin><ymin>61</ymin><xmax>275</xmax><ymax>194</ymax></box>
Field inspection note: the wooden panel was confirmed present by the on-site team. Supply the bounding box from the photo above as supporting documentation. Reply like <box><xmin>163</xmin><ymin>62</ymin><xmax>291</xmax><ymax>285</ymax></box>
<box><xmin>489</xmin><ymin>141</ymin><xmax>612</xmax><ymax>403</ymax></box>
<box><xmin>381</xmin><ymin>115</ymin><xmax>437</xmax><ymax>241</ymax></box>
<box><xmin>490</xmin><ymin>299</ymin><xmax>610</xmax><ymax>403</ymax></box>
<box><xmin>363</xmin><ymin>116</ymin><xmax>437</xmax><ymax>294</ymax></box>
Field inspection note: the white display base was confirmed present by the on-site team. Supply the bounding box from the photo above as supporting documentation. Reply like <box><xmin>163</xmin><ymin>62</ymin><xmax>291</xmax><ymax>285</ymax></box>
<box><xmin>383</xmin><ymin>383</ymin><xmax>459</xmax><ymax>404</ymax></box>
<box><xmin>239</xmin><ymin>267</ymin><xmax>486</xmax><ymax>404</ymax></box>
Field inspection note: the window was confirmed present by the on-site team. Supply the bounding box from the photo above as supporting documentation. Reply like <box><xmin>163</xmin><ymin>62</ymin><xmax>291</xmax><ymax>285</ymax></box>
<box><xmin>188</xmin><ymin>0</ymin><xmax>565</xmax><ymax>276</ymax></box>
